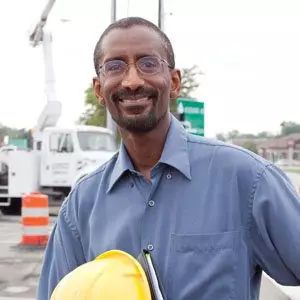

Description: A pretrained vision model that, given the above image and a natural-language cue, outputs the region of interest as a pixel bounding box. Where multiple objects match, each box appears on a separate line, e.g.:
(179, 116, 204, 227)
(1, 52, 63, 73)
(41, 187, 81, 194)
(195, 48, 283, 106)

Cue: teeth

(121, 97, 149, 102)
(119, 96, 150, 101)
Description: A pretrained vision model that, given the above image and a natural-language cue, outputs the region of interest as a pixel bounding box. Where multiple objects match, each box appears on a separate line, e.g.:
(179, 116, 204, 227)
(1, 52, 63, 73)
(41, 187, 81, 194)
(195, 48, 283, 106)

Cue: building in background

(228, 133, 300, 165)
(258, 133, 300, 164)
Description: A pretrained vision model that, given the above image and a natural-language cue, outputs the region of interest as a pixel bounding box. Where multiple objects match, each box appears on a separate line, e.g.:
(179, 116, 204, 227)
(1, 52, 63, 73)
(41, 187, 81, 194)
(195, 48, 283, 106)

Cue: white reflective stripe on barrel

(22, 226, 50, 236)
(21, 207, 49, 217)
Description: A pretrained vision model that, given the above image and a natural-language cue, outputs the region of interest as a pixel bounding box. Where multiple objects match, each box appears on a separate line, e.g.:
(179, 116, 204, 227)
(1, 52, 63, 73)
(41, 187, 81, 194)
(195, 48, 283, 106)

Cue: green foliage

(78, 86, 106, 127)
(280, 121, 300, 136)
(242, 141, 258, 154)
(256, 131, 274, 138)
(179, 65, 202, 99)
(215, 133, 226, 141)
(0, 124, 32, 148)
(216, 121, 300, 142)
(226, 130, 240, 140)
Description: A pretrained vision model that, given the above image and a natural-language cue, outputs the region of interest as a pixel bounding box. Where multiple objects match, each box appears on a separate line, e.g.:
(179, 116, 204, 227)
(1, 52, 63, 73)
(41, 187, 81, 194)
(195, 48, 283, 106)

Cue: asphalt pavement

(0, 215, 55, 300)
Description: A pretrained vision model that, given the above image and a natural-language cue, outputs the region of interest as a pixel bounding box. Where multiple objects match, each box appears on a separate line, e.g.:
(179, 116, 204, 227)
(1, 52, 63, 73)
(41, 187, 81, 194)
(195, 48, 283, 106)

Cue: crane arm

(28, 0, 61, 149)
(29, 0, 57, 46)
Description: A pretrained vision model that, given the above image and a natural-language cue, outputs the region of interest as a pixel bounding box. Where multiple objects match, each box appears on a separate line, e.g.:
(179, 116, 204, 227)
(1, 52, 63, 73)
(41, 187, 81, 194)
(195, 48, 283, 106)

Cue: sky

(0, 0, 300, 137)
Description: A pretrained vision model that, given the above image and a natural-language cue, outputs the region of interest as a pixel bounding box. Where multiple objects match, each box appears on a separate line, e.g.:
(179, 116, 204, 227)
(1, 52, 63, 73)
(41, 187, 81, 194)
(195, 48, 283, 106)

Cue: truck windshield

(77, 131, 117, 152)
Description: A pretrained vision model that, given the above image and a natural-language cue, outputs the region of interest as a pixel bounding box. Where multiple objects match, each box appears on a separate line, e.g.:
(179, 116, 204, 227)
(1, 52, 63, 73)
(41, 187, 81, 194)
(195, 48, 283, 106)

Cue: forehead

(100, 26, 166, 62)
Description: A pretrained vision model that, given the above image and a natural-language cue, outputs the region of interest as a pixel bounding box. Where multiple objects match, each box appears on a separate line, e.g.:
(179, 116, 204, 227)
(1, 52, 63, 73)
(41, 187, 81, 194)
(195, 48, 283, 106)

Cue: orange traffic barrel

(21, 192, 49, 246)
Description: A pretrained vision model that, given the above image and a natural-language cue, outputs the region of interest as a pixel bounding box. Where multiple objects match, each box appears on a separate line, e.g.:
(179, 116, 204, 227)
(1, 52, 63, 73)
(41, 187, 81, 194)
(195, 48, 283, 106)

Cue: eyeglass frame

(98, 55, 173, 78)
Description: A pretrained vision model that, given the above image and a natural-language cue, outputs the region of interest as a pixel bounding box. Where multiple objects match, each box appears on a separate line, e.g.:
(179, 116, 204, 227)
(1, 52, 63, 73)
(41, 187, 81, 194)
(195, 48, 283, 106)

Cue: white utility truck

(0, 0, 117, 215)
(0, 101, 117, 215)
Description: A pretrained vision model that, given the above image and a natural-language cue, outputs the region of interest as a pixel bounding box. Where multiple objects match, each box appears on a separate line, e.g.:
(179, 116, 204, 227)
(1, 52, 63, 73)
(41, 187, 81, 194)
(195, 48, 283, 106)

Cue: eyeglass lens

(102, 56, 162, 77)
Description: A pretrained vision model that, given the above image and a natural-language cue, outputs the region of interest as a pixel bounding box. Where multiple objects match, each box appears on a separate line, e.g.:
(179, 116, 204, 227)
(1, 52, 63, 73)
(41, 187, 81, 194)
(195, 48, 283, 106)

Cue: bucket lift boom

(29, 0, 62, 149)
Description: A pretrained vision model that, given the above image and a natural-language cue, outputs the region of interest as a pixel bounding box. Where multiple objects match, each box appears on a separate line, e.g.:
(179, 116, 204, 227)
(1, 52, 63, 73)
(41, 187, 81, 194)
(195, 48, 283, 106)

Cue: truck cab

(0, 125, 117, 215)
(40, 125, 117, 196)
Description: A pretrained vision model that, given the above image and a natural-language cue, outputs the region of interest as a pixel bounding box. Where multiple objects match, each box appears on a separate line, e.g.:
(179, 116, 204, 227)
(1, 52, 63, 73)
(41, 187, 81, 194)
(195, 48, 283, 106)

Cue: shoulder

(76, 151, 118, 191)
(186, 133, 271, 178)
(61, 152, 119, 221)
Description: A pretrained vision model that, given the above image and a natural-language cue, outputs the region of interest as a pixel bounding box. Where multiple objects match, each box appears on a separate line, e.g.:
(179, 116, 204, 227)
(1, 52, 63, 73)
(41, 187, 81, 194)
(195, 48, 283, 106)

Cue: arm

(37, 196, 86, 300)
(250, 164, 300, 285)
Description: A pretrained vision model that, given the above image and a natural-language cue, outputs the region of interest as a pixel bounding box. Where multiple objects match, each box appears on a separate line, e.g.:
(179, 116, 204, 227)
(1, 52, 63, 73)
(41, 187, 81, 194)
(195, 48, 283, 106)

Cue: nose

(121, 64, 145, 90)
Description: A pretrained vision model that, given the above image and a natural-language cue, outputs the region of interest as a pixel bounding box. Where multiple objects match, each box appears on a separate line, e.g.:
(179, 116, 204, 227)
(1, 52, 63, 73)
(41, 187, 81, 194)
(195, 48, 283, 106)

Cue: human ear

(93, 77, 106, 106)
(170, 69, 181, 100)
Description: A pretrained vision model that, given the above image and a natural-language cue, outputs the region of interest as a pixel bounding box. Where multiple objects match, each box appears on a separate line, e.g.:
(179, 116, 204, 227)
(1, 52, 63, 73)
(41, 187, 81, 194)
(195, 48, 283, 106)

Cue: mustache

(112, 87, 158, 101)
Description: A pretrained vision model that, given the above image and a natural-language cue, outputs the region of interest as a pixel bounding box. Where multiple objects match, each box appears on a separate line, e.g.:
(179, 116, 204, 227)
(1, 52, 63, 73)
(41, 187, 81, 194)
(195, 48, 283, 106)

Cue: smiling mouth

(119, 97, 152, 104)
(117, 96, 154, 114)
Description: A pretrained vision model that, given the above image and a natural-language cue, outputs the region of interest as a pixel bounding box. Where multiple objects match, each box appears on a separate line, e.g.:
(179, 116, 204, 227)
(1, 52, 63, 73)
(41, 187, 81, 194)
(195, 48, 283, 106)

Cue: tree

(242, 141, 258, 154)
(79, 65, 202, 126)
(78, 86, 106, 127)
(169, 65, 202, 113)
(227, 130, 240, 140)
(0, 124, 33, 148)
(216, 133, 226, 141)
(215, 120, 300, 150)
(178, 65, 202, 99)
(279, 121, 300, 136)
(215, 131, 257, 142)
(256, 131, 274, 138)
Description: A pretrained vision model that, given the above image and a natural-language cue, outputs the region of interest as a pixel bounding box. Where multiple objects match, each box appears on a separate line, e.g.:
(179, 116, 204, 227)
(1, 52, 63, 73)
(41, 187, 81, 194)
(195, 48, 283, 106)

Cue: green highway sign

(176, 98, 205, 136)
(8, 138, 28, 149)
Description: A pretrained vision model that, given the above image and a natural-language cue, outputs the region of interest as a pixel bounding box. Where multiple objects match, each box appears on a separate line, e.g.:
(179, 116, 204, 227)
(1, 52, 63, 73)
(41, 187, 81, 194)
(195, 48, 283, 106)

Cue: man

(38, 17, 300, 300)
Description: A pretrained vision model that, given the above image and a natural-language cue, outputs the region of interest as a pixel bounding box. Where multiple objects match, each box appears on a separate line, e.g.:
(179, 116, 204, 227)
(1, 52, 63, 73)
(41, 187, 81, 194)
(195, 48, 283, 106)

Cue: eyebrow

(103, 56, 125, 64)
(103, 53, 159, 64)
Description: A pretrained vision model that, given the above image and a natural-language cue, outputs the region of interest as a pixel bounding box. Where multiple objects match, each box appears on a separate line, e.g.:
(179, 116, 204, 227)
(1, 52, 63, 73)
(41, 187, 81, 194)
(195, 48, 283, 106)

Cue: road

(0, 215, 55, 300)
(285, 170, 300, 187)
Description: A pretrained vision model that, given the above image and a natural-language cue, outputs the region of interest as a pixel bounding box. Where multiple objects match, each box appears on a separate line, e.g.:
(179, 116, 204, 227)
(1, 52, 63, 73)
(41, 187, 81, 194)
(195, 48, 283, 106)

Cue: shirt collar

(106, 142, 134, 193)
(158, 114, 191, 180)
(107, 114, 191, 193)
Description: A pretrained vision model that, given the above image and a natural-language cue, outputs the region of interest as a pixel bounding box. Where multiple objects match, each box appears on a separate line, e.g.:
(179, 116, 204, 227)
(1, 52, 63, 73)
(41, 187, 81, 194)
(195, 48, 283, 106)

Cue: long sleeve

(250, 164, 300, 285)
(37, 198, 86, 300)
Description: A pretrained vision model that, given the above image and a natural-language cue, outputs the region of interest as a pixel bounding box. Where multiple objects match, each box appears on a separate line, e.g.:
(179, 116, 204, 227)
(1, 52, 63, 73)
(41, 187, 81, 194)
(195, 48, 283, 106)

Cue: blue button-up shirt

(38, 115, 300, 300)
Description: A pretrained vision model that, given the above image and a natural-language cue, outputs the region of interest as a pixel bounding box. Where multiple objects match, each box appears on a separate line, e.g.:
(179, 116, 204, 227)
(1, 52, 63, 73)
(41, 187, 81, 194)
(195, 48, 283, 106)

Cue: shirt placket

(140, 166, 171, 253)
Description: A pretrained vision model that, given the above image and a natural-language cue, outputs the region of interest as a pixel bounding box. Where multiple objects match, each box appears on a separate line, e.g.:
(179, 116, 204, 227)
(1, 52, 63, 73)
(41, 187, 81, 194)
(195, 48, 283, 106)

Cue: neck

(119, 114, 171, 179)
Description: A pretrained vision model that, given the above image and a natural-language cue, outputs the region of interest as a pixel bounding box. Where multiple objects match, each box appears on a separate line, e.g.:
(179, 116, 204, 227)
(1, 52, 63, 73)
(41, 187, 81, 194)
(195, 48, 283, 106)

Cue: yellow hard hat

(50, 250, 152, 300)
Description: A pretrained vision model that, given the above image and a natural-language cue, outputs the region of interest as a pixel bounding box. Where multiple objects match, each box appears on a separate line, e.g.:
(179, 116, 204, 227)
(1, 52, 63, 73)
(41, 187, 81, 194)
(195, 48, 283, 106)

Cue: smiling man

(95, 36, 172, 134)
(92, 19, 181, 181)
(38, 17, 300, 300)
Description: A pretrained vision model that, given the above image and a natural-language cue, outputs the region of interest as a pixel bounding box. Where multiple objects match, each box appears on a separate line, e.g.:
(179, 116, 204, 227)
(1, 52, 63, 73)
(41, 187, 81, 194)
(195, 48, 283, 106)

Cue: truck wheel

(0, 198, 21, 216)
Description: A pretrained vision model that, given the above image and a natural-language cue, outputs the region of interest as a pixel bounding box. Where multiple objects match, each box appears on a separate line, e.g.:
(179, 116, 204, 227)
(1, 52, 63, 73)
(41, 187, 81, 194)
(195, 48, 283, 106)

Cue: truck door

(40, 132, 76, 187)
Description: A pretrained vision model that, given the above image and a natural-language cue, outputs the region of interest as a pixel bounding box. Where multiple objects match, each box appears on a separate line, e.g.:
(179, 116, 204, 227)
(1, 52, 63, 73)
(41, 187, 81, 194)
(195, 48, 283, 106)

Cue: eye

(141, 59, 156, 68)
(104, 60, 125, 73)
(138, 56, 160, 73)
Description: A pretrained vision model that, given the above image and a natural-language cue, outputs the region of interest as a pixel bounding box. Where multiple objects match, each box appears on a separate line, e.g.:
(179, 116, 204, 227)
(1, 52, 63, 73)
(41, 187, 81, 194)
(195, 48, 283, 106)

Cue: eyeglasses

(99, 56, 172, 78)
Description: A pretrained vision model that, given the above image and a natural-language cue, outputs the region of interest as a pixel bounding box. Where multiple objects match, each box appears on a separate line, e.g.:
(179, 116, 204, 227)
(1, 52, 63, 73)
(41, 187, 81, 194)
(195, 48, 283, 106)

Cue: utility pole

(111, 0, 117, 23)
(158, 0, 165, 31)
(106, 0, 118, 137)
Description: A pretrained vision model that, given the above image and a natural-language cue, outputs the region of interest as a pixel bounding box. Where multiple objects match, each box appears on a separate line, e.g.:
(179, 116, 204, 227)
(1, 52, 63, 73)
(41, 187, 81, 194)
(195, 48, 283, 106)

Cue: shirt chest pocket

(166, 231, 239, 300)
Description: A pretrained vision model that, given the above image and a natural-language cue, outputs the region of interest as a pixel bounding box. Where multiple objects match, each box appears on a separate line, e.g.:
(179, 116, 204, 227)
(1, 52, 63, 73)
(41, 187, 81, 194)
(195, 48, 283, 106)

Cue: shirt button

(147, 244, 154, 251)
(148, 200, 155, 207)
(166, 173, 172, 179)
